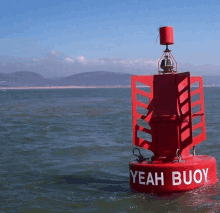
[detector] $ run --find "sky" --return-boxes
[0,0,220,77]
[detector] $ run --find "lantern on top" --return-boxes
[158,26,177,74]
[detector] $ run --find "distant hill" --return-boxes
[0,71,220,87]
[0,71,132,87]
[0,71,47,87]
[8,71,43,79]
[58,71,131,86]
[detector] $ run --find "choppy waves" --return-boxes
[0,88,220,212]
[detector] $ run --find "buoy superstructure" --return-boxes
[129,26,217,194]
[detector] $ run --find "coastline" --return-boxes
[0,85,218,90]
[0,85,132,90]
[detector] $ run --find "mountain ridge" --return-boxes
[0,71,220,87]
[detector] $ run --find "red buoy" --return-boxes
[129,26,217,194]
[159,26,174,45]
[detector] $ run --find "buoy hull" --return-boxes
[129,155,217,194]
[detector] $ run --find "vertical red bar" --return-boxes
[199,77,206,141]
[131,76,138,146]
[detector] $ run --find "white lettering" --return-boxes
[183,170,192,185]
[193,169,202,183]
[155,172,164,186]
[131,168,209,187]
[139,171,145,185]
[172,171,181,185]
[202,168,209,182]
[146,172,154,185]
[130,170,138,183]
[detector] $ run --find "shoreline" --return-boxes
[0,85,132,90]
[0,85,219,90]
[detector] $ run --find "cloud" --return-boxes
[77,55,86,62]
[50,50,62,56]
[0,51,218,77]
[65,57,74,63]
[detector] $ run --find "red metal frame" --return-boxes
[190,77,206,146]
[131,73,206,158]
[131,75,154,153]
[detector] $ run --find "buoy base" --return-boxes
[129,155,217,194]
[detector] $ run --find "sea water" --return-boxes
[0,88,220,212]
